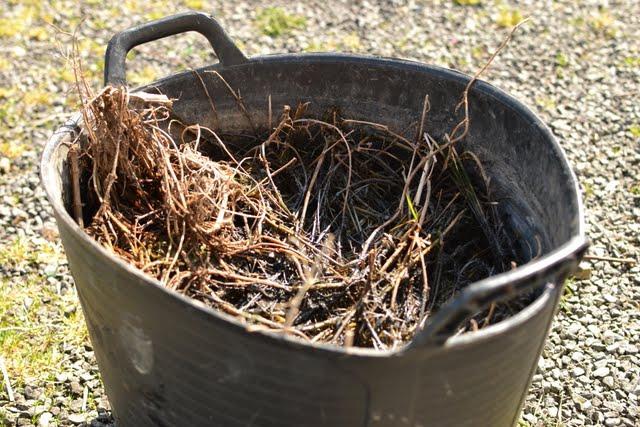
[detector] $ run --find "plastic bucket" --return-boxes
[41,12,587,427]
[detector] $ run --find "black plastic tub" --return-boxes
[41,12,587,427]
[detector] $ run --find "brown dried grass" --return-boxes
[69,22,527,349]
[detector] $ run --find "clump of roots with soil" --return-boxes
[68,25,529,350]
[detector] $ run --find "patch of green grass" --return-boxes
[555,52,569,67]
[559,278,575,313]
[0,142,27,159]
[0,238,87,399]
[588,10,614,30]
[630,185,640,196]
[78,38,105,60]
[588,9,618,38]
[0,87,15,100]
[256,7,306,37]
[341,33,362,51]
[535,96,556,111]
[0,18,25,38]
[454,0,481,5]
[568,16,585,28]
[629,124,640,138]
[27,25,48,41]
[582,182,594,200]
[145,9,166,21]
[564,277,575,297]
[0,238,64,274]
[184,0,205,9]
[0,238,31,267]
[129,65,159,87]
[0,237,63,270]
[0,4,52,39]
[455,56,470,68]
[623,56,640,67]
[394,35,411,51]
[0,269,87,400]
[0,408,10,425]
[471,45,487,60]
[306,33,363,53]
[24,86,53,108]
[0,57,10,71]
[495,6,524,28]
[304,39,338,52]
[57,66,77,85]
[0,323,59,391]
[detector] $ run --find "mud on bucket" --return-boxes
[41,12,587,427]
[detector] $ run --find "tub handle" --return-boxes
[104,11,248,87]
[410,236,588,348]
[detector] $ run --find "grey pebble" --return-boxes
[67,414,86,424]
[69,381,83,396]
[38,412,53,427]
[603,376,615,388]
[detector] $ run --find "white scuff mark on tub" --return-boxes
[438,373,455,398]
[120,314,154,375]
[216,363,244,384]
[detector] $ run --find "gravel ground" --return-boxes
[0,0,638,426]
